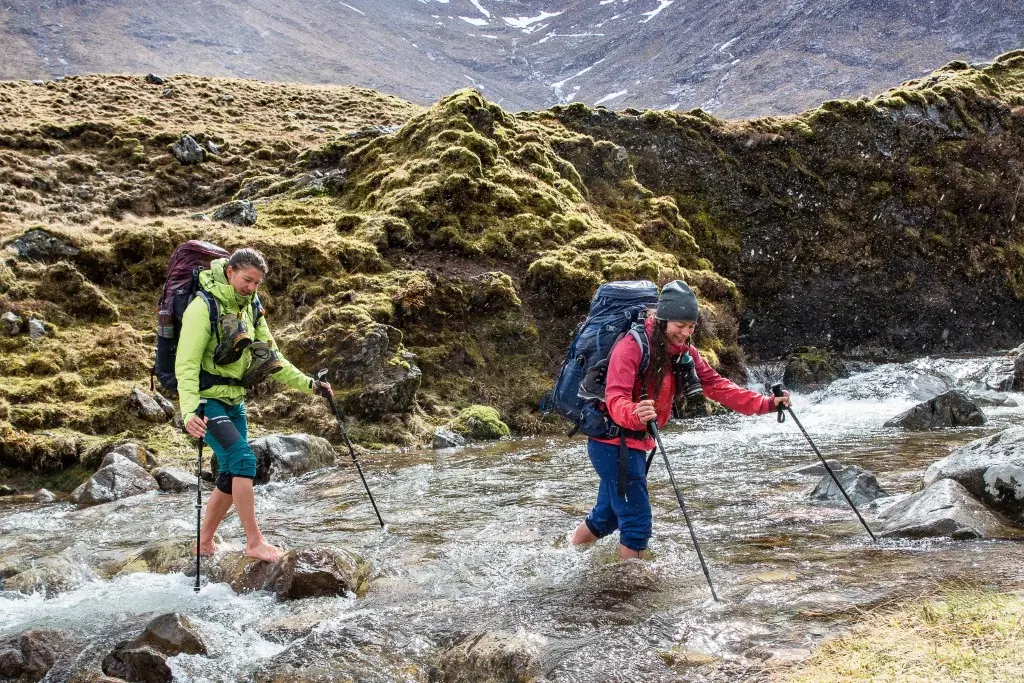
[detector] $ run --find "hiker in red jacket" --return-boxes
[570,280,791,559]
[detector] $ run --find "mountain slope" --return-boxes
[1,0,1021,118]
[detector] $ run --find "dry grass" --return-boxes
[780,589,1024,683]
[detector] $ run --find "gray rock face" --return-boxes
[269,545,369,600]
[153,391,176,419]
[152,467,197,493]
[328,323,422,419]
[434,631,541,683]
[27,318,45,339]
[211,200,257,226]
[127,387,169,423]
[433,428,466,449]
[170,135,205,165]
[144,73,165,84]
[9,228,80,261]
[1,311,22,336]
[33,488,54,503]
[809,465,888,506]
[923,426,1024,523]
[71,453,159,506]
[135,613,208,656]
[84,440,157,469]
[0,629,74,682]
[883,390,985,430]
[248,433,336,485]
[877,478,1019,540]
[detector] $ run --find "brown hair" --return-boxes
[227,247,268,274]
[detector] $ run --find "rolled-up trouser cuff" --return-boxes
[215,472,254,495]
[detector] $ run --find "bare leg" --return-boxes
[195,488,233,556]
[571,521,599,546]
[232,477,282,562]
[618,544,643,560]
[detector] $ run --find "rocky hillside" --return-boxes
[1,0,1021,118]
[2,51,1024,484]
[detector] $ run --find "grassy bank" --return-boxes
[781,588,1024,682]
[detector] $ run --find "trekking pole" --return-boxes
[771,383,876,542]
[647,419,720,602]
[194,399,207,593]
[317,369,386,530]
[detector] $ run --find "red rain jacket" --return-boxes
[593,316,776,452]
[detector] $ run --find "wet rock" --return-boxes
[923,425,1024,522]
[71,453,159,506]
[153,391,176,419]
[102,613,206,683]
[248,433,336,485]
[33,488,54,503]
[5,551,94,596]
[809,464,889,506]
[1,311,22,336]
[907,369,955,401]
[659,644,718,668]
[0,484,16,496]
[433,631,542,683]
[144,73,165,85]
[453,405,510,440]
[269,545,370,600]
[883,390,985,430]
[170,135,205,165]
[8,228,80,261]
[433,427,466,449]
[27,318,45,339]
[0,629,74,682]
[782,347,848,391]
[127,386,169,423]
[969,389,1019,407]
[877,478,1020,540]
[115,538,194,576]
[790,459,844,476]
[152,466,197,492]
[209,552,279,594]
[211,200,257,226]
[255,611,326,643]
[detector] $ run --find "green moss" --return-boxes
[452,404,510,439]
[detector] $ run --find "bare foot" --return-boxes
[193,541,216,557]
[245,541,282,563]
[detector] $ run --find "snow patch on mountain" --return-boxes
[503,10,564,33]
[641,0,674,23]
[594,89,627,105]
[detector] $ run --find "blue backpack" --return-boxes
[548,280,659,438]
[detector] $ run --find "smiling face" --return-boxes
[225,265,264,297]
[664,320,696,346]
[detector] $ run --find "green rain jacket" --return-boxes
[176,258,313,424]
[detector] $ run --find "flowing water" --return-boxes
[2,357,1024,681]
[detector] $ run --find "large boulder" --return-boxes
[433,631,542,683]
[433,428,466,449]
[71,453,159,506]
[326,323,422,419]
[782,347,848,392]
[127,387,169,423]
[809,464,889,506]
[877,479,1020,540]
[102,613,207,683]
[268,546,370,600]
[211,200,257,226]
[7,228,79,261]
[248,434,337,485]
[883,390,985,430]
[0,629,75,682]
[170,135,205,164]
[923,425,1024,523]
[152,466,197,492]
[83,439,158,470]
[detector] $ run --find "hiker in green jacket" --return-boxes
[177,247,332,563]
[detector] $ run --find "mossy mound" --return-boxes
[452,405,510,440]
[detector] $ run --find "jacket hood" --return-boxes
[199,258,253,311]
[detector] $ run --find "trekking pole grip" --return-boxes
[771,382,786,423]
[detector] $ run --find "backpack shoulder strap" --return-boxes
[627,322,651,375]
[194,289,220,345]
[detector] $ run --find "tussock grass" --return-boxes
[781,589,1024,683]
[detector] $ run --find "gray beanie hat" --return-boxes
[655,280,699,321]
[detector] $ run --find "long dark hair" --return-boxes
[640,317,691,403]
